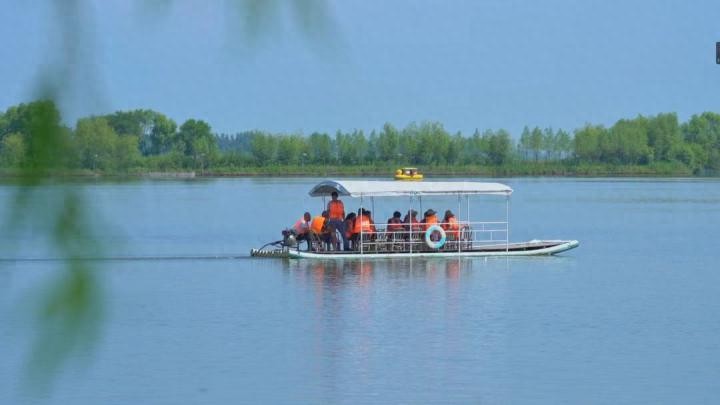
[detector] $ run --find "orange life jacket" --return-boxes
[311,215,325,233]
[442,216,459,237]
[387,218,404,232]
[328,200,344,220]
[422,214,438,231]
[353,214,375,234]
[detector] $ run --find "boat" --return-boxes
[251,180,579,259]
[394,167,423,180]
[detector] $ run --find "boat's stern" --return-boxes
[250,247,290,258]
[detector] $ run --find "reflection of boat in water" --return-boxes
[289,257,469,281]
[394,167,423,181]
[251,180,579,259]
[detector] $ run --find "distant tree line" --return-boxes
[0,101,217,172]
[1,100,720,174]
[218,123,514,167]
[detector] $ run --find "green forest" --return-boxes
[2,100,720,176]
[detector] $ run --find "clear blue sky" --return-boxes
[1,0,719,137]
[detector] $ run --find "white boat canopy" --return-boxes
[308,180,513,198]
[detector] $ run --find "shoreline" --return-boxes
[0,163,716,180]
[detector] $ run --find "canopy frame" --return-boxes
[308,180,513,198]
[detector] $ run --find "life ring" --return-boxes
[424,225,446,249]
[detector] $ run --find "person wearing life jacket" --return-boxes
[441,210,460,240]
[310,210,326,250]
[386,211,404,238]
[421,209,438,231]
[343,212,356,250]
[403,209,420,240]
[384,211,402,241]
[293,212,312,236]
[351,208,376,246]
[283,211,312,249]
[310,211,337,250]
[421,209,441,245]
[292,212,312,246]
[310,211,328,235]
[327,191,347,250]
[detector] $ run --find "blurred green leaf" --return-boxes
[9,0,335,394]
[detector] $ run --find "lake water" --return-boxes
[1,177,720,404]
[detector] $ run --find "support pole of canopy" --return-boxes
[322,194,328,251]
[466,195,470,221]
[360,196,363,255]
[466,195,470,250]
[506,195,510,253]
[457,194,461,253]
[371,197,375,253]
[409,195,413,254]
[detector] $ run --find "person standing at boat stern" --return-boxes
[327,191,347,250]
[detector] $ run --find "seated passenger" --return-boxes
[403,209,421,239]
[310,211,336,250]
[351,208,376,246]
[293,212,312,237]
[343,212,357,250]
[310,211,328,235]
[387,211,404,239]
[441,210,460,240]
[421,209,438,231]
[421,209,442,245]
[289,212,312,246]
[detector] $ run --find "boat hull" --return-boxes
[286,240,579,259]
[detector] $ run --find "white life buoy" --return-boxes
[424,225,446,249]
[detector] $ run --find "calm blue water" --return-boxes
[1,177,720,404]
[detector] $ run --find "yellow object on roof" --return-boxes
[394,167,424,181]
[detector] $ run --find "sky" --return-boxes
[1,0,719,137]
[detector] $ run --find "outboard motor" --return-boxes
[251,230,295,258]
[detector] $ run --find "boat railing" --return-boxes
[342,220,508,254]
[464,222,509,250]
